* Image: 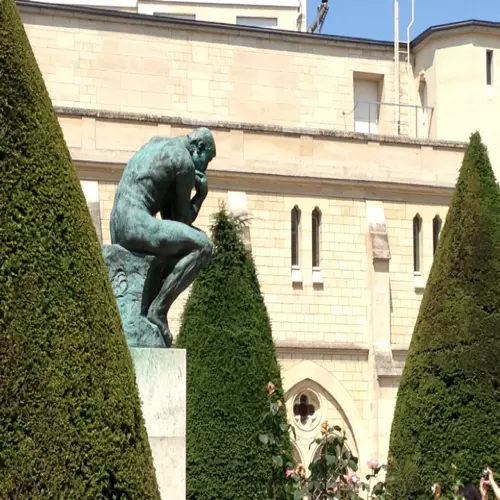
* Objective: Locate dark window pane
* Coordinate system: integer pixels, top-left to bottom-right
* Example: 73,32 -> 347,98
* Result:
291,208 -> 299,266
413,215 -> 421,273
433,216 -> 442,255
312,209 -> 320,267
487,50 -> 493,86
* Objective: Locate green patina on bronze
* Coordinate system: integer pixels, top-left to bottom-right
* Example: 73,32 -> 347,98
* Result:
103,128 -> 215,347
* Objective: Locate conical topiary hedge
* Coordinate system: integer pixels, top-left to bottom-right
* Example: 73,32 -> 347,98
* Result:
387,132 -> 500,498
0,1 -> 160,497
177,208 -> 292,500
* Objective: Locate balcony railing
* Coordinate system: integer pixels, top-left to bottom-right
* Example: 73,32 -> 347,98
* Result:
343,100 -> 435,139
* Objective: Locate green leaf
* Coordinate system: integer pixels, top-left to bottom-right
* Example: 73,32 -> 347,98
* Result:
259,434 -> 269,445
272,455 -> 283,468
347,459 -> 358,470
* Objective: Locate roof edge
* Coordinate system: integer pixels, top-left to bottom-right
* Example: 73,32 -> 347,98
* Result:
411,19 -> 500,48
17,2 -> 500,52
17,0 -> 395,47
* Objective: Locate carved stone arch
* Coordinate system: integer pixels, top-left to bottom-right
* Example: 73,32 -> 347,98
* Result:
292,442 -> 305,467
282,361 -> 366,464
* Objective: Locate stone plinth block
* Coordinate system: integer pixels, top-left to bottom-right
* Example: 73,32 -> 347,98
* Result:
103,244 -> 167,347
130,348 -> 186,500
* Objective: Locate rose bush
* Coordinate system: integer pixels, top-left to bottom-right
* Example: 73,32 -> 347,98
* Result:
259,386 -> 387,500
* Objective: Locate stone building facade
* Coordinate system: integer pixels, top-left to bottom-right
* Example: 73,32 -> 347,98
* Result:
19,0 -> 500,478
32,0 -> 306,32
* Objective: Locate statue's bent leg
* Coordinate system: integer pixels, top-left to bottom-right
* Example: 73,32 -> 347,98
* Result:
141,256 -> 176,316
112,215 -> 212,344
146,235 -> 212,338
140,225 -> 210,316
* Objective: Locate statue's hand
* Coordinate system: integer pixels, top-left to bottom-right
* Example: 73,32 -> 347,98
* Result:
194,170 -> 208,198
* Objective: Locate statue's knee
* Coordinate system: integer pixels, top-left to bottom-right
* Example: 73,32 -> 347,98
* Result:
199,238 -> 213,265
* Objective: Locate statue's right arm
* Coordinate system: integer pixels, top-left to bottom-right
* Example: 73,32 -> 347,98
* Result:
173,156 -> 197,226
190,171 -> 208,224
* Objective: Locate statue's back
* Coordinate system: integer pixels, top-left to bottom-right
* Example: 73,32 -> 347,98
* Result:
110,135 -> 188,243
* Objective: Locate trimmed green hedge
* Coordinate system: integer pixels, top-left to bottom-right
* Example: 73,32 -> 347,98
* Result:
0,1 -> 160,498
387,132 -> 500,498
177,209 -> 291,500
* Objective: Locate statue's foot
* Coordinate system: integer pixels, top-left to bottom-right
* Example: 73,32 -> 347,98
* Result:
147,314 -> 173,348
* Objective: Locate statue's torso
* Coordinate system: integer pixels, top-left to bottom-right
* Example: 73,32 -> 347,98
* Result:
113,137 -> 194,218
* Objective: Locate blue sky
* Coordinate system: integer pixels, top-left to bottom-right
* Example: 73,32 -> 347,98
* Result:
306,0 -> 500,41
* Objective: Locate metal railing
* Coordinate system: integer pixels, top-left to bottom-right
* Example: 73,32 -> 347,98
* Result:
342,100 -> 435,139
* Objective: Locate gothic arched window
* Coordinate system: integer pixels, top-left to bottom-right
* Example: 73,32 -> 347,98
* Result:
433,215 -> 442,255
291,206 -> 301,267
413,214 -> 422,273
312,207 -> 321,268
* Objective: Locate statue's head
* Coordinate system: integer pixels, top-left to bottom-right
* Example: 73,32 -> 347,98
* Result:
187,127 -> 216,173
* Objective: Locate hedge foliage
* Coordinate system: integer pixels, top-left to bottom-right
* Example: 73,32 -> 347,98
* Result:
387,132 -> 500,498
177,208 -> 292,500
0,1 -> 160,497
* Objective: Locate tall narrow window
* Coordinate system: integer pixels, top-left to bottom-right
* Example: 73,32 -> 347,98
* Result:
291,206 -> 301,267
312,208 -> 321,268
413,214 -> 422,273
432,215 -> 442,255
487,50 -> 494,86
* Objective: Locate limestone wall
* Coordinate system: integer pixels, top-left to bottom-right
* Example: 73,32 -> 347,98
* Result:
414,31 -> 500,177
20,2 -> 410,131
72,111 -> 464,472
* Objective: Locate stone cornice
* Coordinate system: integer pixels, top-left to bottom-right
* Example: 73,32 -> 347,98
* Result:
275,340 -> 410,356
391,344 -> 410,353
55,106 -> 467,151
275,340 -> 370,355
75,158 -> 455,203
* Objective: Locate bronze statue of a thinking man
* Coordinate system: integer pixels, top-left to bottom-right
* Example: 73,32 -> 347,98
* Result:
109,127 -> 216,346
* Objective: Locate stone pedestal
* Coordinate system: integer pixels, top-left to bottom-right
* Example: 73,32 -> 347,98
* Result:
130,348 -> 186,500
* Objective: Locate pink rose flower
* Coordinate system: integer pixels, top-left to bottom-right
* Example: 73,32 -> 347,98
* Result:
347,473 -> 360,484
285,468 -> 295,478
367,458 -> 379,470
